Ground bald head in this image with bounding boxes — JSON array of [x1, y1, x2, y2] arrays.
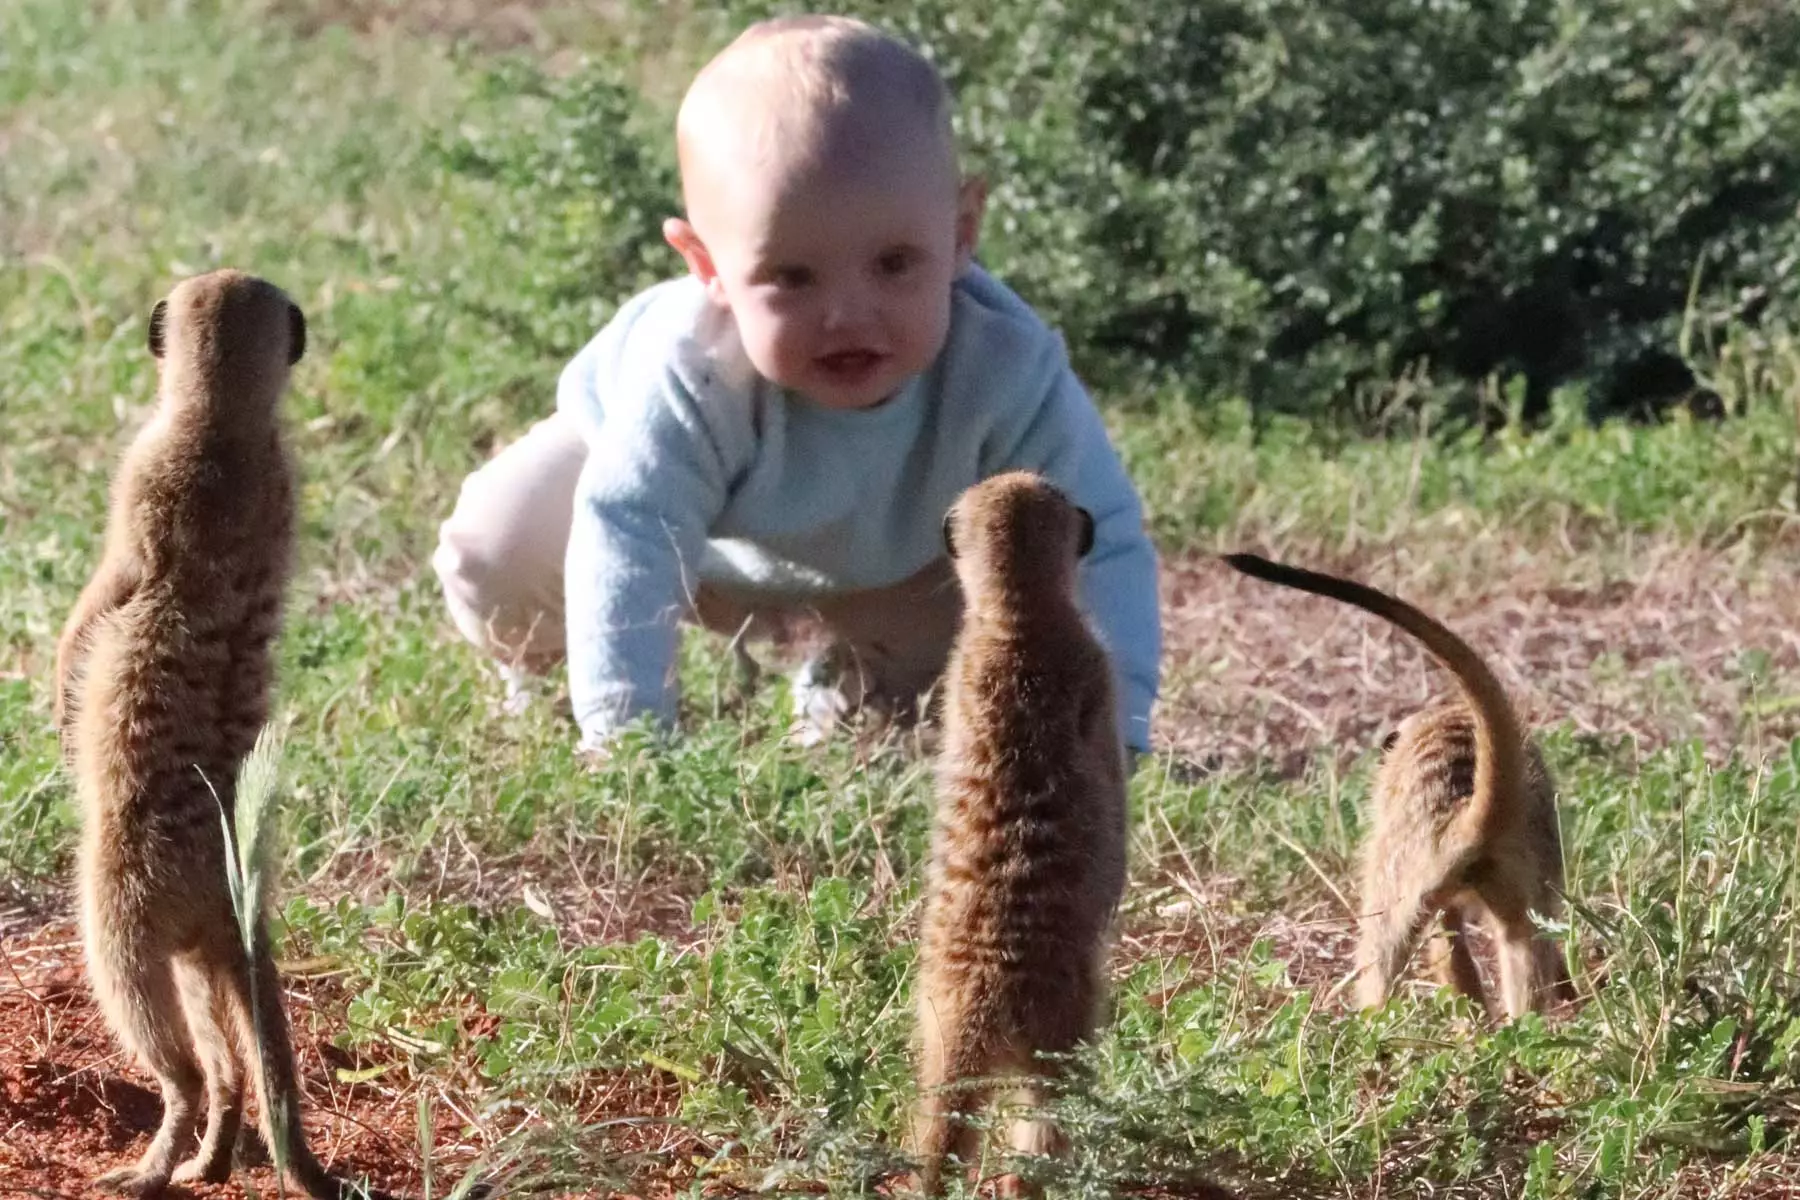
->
[[676, 16, 959, 221], [662, 17, 986, 411]]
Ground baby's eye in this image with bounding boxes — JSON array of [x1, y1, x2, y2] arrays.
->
[[876, 249, 918, 277], [768, 265, 814, 290]]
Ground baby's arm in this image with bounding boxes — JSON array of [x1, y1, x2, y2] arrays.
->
[[562, 369, 733, 751], [986, 351, 1161, 754]]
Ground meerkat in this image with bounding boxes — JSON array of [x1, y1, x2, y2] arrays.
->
[[1223, 553, 1575, 1019], [55, 270, 381, 1199], [912, 471, 1129, 1197]]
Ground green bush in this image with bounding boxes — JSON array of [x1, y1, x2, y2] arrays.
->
[[445, 0, 1800, 425], [429, 57, 681, 363], [915, 0, 1800, 422]]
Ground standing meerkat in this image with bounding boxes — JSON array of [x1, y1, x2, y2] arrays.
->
[[56, 270, 381, 1199], [913, 471, 1129, 1197], [1223, 553, 1575, 1019]]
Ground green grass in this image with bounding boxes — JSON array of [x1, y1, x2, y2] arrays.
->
[[7, 3, 1800, 1196], [1120, 388, 1800, 552]]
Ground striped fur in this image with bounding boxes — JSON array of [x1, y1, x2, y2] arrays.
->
[[58, 271, 384, 1199], [913, 473, 1126, 1196], [1224, 553, 1573, 1019]]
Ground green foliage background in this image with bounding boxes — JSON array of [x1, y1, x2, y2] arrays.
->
[[6, 1, 1800, 1196], [508, 0, 1800, 424]]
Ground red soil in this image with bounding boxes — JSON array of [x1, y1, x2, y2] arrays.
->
[[0, 920, 437, 1199]]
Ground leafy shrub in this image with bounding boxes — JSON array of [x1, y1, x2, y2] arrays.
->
[[429, 56, 680, 365], [445, 0, 1800, 425], [912, 0, 1800, 422]]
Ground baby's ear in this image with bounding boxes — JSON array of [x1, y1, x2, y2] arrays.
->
[[953, 175, 987, 276], [664, 218, 727, 304]]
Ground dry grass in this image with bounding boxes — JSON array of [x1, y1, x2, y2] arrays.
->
[[265, 0, 718, 103], [1158, 534, 1800, 776]]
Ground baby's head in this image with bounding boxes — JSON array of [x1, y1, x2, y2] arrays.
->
[[665, 15, 985, 410]]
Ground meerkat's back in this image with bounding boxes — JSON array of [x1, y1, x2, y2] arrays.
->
[[1223, 553, 1572, 1019], [913, 471, 1128, 1196], [58, 270, 386, 1199]]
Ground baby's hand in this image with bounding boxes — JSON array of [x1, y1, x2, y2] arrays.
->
[[577, 719, 674, 769], [576, 729, 617, 770]]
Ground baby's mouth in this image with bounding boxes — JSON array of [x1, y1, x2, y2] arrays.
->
[[816, 349, 887, 380]]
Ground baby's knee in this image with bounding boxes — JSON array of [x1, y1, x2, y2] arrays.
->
[[432, 507, 566, 665], [433, 412, 585, 663]]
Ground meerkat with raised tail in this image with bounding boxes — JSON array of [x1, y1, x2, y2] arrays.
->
[[57, 270, 386, 1198], [913, 471, 1129, 1197], [1223, 552, 1575, 1019]]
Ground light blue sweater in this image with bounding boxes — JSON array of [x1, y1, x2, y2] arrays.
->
[[557, 267, 1161, 750]]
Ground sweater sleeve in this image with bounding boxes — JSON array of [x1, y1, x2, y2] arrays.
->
[[560, 351, 735, 748], [983, 341, 1161, 752]]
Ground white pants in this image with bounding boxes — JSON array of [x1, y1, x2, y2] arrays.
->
[[431, 411, 964, 704]]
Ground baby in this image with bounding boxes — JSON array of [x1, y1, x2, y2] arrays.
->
[[432, 14, 1162, 756]]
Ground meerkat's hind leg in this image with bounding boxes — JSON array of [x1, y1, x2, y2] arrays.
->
[[1479, 873, 1563, 1019], [1354, 883, 1436, 1010], [1431, 903, 1492, 1016], [997, 968, 1098, 1199], [1530, 929, 1577, 1010], [914, 1074, 989, 1196], [223, 929, 372, 1200], [1536, 905, 1578, 1007], [169, 954, 246, 1185], [89, 948, 205, 1196], [913, 986, 995, 1197], [1527, 857, 1578, 1007], [997, 1076, 1068, 1200], [1492, 917, 1543, 1019]]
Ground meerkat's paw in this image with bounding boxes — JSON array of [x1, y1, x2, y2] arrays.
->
[[787, 643, 867, 746], [731, 638, 762, 689], [92, 1165, 173, 1197], [170, 1150, 234, 1186], [494, 661, 540, 716], [995, 1174, 1038, 1200]]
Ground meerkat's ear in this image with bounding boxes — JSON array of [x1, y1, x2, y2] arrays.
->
[[287, 303, 307, 365], [148, 299, 168, 359], [1076, 507, 1095, 558], [1380, 728, 1401, 754], [942, 510, 959, 560]]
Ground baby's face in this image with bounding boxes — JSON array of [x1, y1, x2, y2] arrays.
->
[[689, 153, 980, 410]]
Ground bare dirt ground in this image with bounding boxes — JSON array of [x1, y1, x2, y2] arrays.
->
[[0, 906, 1275, 1199], [6, 537, 1800, 1197], [0, 917, 433, 1199], [0, 912, 706, 1199], [1159, 536, 1800, 776]]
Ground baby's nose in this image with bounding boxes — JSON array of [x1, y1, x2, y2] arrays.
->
[[821, 284, 871, 332]]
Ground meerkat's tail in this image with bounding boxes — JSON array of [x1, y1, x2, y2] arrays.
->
[[1222, 552, 1527, 845], [222, 935, 384, 1200], [220, 731, 395, 1200]]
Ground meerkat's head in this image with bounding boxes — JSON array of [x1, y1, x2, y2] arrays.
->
[[149, 269, 305, 420], [943, 471, 1094, 610]]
